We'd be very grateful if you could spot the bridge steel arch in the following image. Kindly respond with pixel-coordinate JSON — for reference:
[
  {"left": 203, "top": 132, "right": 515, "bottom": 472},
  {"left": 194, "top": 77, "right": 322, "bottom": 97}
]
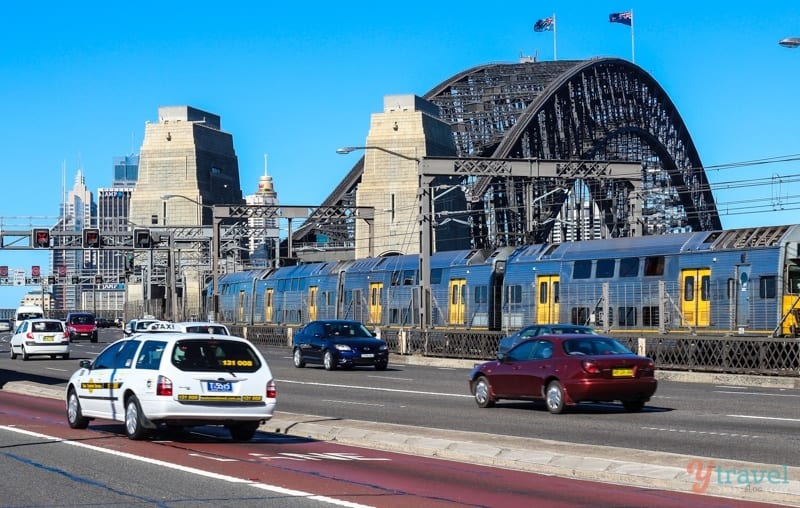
[{"left": 295, "top": 58, "right": 721, "bottom": 249}]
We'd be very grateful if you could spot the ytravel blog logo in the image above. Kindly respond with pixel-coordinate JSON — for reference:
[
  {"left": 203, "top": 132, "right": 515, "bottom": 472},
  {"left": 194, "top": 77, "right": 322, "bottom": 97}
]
[{"left": 687, "top": 460, "right": 789, "bottom": 493}]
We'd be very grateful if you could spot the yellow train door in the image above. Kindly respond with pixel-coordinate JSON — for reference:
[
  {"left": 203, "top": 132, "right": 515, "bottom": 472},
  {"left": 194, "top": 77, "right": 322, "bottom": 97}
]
[
  {"left": 265, "top": 288, "right": 274, "bottom": 323},
  {"left": 680, "top": 268, "right": 711, "bottom": 327},
  {"left": 308, "top": 286, "right": 318, "bottom": 322},
  {"left": 448, "top": 278, "right": 466, "bottom": 325},
  {"left": 369, "top": 282, "right": 383, "bottom": 324},
  {"left": 536, "top": 275, "right": 560, "bottom": 325}
]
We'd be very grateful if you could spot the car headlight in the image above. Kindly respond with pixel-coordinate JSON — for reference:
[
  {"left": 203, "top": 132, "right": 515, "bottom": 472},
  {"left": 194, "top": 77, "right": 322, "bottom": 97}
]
[
  {"left": 379, "top": 344, "right": 388, "bottom": 351},
  {"left": 334, "top": 344, "right": 352, "bottom": 351}
]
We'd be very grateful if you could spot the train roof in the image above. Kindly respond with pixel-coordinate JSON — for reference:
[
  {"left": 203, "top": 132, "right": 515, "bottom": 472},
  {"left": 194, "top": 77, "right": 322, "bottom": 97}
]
[{"left": 509, "top": 224, "right": 800, "bottom": 262}]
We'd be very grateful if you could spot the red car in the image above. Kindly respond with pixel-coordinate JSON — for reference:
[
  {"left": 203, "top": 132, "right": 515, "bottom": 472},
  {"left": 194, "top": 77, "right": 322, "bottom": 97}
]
[
  {"left": 65, "top": 312, "right": 98, "bottom": 343},
  {"left": 469, "top": 334, "right": 657, "bottom": 413}
]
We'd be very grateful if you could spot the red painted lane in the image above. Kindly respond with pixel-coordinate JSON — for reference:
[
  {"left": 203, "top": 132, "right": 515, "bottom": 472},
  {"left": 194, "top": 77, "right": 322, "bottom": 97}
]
[{"left": 0, "top": 391, "right": 785, "bottom": 508}]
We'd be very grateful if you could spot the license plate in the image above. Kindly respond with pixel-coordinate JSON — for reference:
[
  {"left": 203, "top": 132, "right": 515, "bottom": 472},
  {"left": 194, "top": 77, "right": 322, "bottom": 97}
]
[
  {"left": 361, "top": 353, "right": 374, "bottom": 358},
  {"left": 43, "top": 336, "right": 54, "bottom": 342},
  {"left": 612, "top": 368, "right": 634, "bottom": 378},
  {"left": 207, "top": 382, "right": 232, "bottom": 392}
]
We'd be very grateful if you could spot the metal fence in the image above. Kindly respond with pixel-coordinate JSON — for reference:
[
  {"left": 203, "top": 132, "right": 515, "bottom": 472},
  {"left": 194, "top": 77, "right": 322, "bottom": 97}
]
[{"left": 227, "top": 324, "right": 799, "bottom": 377}]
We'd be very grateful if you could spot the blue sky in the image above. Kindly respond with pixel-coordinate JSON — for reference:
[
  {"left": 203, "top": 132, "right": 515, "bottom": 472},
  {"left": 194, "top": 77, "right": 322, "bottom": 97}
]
[{"left": 1, "top": 2, "right": 799, "bottom": 307}]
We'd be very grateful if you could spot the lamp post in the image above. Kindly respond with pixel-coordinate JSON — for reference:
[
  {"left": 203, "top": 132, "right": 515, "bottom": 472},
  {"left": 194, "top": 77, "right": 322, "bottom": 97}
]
[
  {"left": 161, "top": 194, "right": 220, "bottom": 322},
  {"left": 337, "top": 145, "right": 431, "bottom": 331},
  {"left": 779, "top": 37, "right": 800, "bottom": 48}
]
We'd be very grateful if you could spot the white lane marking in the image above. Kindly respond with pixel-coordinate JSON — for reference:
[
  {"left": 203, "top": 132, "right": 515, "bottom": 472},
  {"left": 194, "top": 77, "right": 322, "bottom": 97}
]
[
  {"left": 715, "top": 385, "right": 747, "bottom": 389},
  {"left": 322, "top": 399, "right": 385, "bottom": 407},
  {"left": 278, "top": 379, "right": 472, "bottom": 398},
  {"left": 189, "top": 453, "right": 238, "bottom": 462},
  {"left": 714, "top": 390, "right": 800, "bottom": 398},
  {"left": 366, "top": 375, "right": 413, "bottom": 381},
  {"left": 727, "top": 414, "right": 800, "bottom": 423},
  {"left": 45, "top": 367, "right": 70, "bottom": 373},
  {"left": 1, "top": 425, "right": 374, "bottom": 508},
  {"left": 640, "top": 426, "right": 762, "bottom": 439}
]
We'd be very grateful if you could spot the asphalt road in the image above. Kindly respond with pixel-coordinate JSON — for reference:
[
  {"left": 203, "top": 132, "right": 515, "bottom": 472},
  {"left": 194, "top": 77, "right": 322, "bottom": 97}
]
[
  {"left": 5, "top": 328, "right": 796, "bottom": 466},
  {"left": 0, "top": 327, "right": 799, "bottom": 506}
]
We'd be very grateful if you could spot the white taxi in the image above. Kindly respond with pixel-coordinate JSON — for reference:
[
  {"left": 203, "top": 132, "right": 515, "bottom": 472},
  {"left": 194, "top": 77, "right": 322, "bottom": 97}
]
[{"left": 65, "top": 332, "right": 276, "bottom": 440}]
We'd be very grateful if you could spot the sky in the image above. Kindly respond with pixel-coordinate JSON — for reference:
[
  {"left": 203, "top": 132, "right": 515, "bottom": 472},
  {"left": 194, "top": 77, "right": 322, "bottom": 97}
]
[{"left": 1, "top": 2, "right": 800, "bottom": 307}]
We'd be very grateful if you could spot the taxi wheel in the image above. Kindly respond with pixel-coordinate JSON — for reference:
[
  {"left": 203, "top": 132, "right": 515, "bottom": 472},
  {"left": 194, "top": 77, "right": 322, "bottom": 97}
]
[
  {"left": 125, "top": 395, "right": 151, "bottom": 440},
  {"left": 323, "top": 350, "right": 337, "bottom": 371},
  {"left": 292, "top": 348, "right": 305, "bottom": 368},
  {"left": 473, "top": 376, "right": 495, "bottom": 408},
  {"left": 67, "top": 388, "right": 89, "bottom": 429},
  {"left": 546, "top": 380, "right": 566, "bottom": 414},
  {"left": 228, "top": 421, "right": 259, "bottom": 441}
]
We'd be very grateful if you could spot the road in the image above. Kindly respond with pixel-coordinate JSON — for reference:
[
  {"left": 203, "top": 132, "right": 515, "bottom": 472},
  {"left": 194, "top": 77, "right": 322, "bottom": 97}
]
[{"left": 0, "top": 327, "right": 798, "bottom": 506}]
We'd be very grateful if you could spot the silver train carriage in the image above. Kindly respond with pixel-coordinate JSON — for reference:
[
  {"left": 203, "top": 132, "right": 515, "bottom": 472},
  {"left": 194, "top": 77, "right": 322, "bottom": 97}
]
[{"left": 212, "top": 224, "right": 800, "bottom": 337}]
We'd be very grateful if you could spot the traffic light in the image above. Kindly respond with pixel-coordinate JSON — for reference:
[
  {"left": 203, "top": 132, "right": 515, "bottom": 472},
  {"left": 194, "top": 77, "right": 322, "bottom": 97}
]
[
  {"left": 94, "top": 274, "right": 103, "bottom": 284},
  {"left": 83, "top": 228, "right": 101, "bottom": 248},
  {"left": 71, "top": 276, "right": 79, "bottom": 284},
  {"left": 134, "top": 229, "right": 152, "bottom": 249},
  {"left": 48, "top": 275, "right": 56, "bottom": 285},
  {"left": 32, "top": 228, "right": 50, "bottom": 248}
]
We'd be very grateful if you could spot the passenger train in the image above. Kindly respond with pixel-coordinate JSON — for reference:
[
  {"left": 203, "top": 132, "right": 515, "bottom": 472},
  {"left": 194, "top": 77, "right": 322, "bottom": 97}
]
[{"left": 213, "top": 224, "right": 800, "bottom": 337}]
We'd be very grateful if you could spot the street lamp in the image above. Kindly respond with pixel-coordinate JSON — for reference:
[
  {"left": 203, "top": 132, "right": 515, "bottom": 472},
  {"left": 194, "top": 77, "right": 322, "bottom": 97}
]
[
  {"left": 336, "top": 146, "right": 420, "bottom": 162},
  {"left": 779, "top": 37, "right": 800, "bottom": 48},
  {"left": 161, "top": 194, "right": 220, "bottom": 322}
]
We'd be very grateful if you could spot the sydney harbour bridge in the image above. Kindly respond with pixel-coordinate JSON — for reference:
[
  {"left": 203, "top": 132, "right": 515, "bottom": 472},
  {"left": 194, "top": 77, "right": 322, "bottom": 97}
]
[{"left": 293, "top": 57, "right": 721, "bottom": 251}]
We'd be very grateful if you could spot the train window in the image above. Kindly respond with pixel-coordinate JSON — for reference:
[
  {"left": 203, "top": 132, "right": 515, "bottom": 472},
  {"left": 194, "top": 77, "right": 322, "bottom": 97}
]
[
  {"left": 507, "top": 285, "right": 522, "bottom": 304},
  {"left": 642, "top": 306, "right": 660, "bottom": 326},
  {"left": 573, "top": 260, "right": 592, "bottom": 279},
  {"left": 644, "top": 256, "right": 665, "bottom": 276},
  {"left": 571, "top": 307, "right": 589, "bottom": 325},
  {"left": 701, "top": 275, "right": 710, "bottom": 301},
  {"left": 391, "top": 271, "right": 401, "bottom": 286},
  {"left": 553, "top": 281, "right": 559, "bottom": 303},
  {"left": 430, "top": 268, "right": 443, "bottom": 284},
  {"left": 620, "top": 257, "right": 639, "bottom": 277},
  {"left": 618, "top": 307, "right": 636, "bottom": 326},
  {"left": 277, "top": 279, "right": 286, "bottom": 291},
  {"left": 684, "top": 276, "right": 695, "bottom": 302},
  {"left": 539, "top": 282, "right": 548, "bottom": 304},
  {"left": 474, "top": 286, "right": 488, "bottom": 304},
  {"left": 596, "top": 259, "right": 615, "bottom": 278},
  {"left": 291, "top": 278, "right": 299, "bottom": 291},
  {"left": 787, "top": 266, "right": 800, "bottom": 294},
  {"left": 759, "top": 276, "right": 776, "bottom": 299},
  {"left": 403, "top": 270, "right": 416, "bottom": 285}
]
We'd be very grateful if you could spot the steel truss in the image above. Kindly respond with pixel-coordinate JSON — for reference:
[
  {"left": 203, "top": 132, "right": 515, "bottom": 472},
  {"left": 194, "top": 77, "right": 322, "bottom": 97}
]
[{"left": 297, "top": 57, "right": 722, "bottom": 250}]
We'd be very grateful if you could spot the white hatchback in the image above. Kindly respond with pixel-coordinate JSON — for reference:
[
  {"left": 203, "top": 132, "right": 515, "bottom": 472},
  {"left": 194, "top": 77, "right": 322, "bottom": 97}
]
[
  {"left": 65, "top": 332, "right": 276, "bottom": 440},
  {"left": 10, "top": 319, "right": 69, "bottom": 360}
]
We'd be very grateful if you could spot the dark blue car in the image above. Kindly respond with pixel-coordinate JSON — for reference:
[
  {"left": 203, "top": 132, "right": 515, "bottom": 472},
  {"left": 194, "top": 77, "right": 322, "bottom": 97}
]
[{"left": 292, "top": 320, "right": 389, "bottom": 371}]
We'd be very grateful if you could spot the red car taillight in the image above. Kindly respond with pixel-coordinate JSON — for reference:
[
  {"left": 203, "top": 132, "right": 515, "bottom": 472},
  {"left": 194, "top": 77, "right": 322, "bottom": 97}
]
[
  {"left": 581, "top": 360, "right": 600, "bottom": 374},
  {"left": 266, "top": 379, "right": 276, "bottom": 399},
  {"left": 156, "top": 375, "right": 173, "bottom": 396},
  {"left": 26, "top": 332, "right": 33, "bottom": 339}
]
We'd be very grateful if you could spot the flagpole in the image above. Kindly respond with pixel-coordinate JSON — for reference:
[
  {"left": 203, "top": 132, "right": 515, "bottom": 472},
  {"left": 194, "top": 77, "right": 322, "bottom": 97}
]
[
  {"left": 553, "top": 13, "right": 557, "bottom": 60},
  {"left": 630, "top": 9, "right": 635, "bottom": 63}
]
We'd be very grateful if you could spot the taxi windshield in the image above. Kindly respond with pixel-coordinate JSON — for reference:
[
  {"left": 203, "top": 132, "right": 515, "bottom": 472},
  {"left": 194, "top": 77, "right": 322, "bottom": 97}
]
[{"left": 172, "top": 339, "right": 261, "bottom": 372}]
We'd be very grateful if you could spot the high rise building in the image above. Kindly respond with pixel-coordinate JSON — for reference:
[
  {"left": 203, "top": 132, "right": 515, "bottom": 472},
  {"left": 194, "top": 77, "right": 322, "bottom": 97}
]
[{"left": 52, "top": 170, "right": 97, "bottom": 311}]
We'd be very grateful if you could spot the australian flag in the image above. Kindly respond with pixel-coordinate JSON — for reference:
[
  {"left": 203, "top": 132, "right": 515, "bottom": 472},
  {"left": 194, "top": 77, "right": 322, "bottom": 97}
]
[
  {"left": 609, "top": 11, "right": 632, "bottom": 26},
  {"left": 533, "top": 16, "right": 555, "bottom": 32}
]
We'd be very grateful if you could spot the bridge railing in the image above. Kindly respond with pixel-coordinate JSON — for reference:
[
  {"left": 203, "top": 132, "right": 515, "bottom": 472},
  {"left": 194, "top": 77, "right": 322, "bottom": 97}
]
[{"left": 226, "top": 325, "right": 799, "bottom": 377}]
